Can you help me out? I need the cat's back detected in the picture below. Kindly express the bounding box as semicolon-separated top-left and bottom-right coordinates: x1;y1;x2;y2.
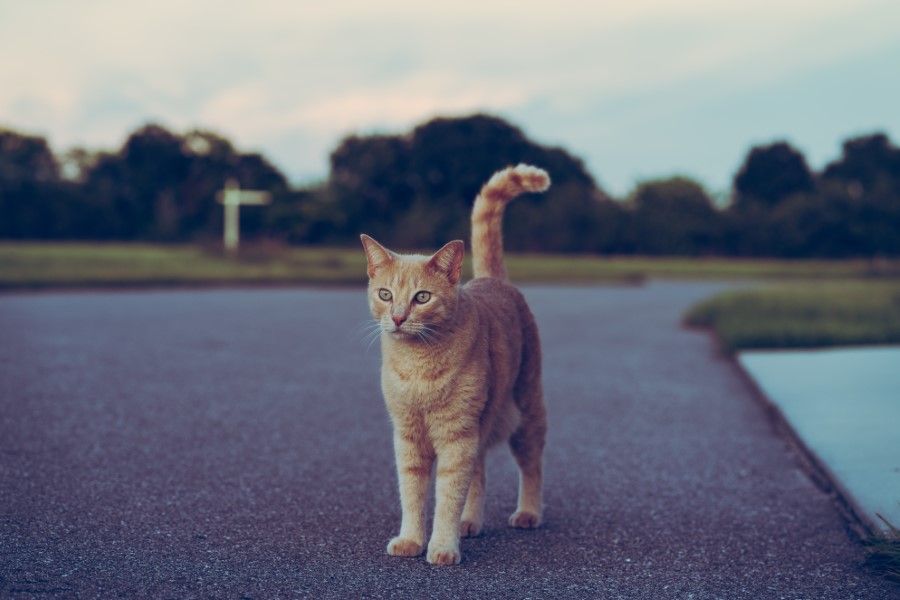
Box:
463;277;534;332
464;276;524;304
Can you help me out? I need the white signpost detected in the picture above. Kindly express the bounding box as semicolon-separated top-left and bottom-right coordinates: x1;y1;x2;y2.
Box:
216;178;271;253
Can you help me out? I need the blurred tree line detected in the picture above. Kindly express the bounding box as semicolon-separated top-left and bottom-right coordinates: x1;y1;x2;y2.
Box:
0;125;287;241
2;115;898;256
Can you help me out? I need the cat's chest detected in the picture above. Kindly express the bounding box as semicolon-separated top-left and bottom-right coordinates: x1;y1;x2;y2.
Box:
380;336;487;407
382;360;455;403
389;352;452;382
381;346;481;407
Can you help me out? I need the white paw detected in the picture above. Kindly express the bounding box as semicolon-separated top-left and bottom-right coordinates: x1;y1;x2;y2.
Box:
460;520;483;538
509;510;541;529
386;536;423;557
426;542;461;565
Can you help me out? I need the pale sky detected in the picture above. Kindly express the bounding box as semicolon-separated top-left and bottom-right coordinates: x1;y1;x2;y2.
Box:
2;0;899;195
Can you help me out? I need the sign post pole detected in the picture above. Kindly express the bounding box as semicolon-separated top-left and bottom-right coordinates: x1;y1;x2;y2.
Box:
216;179;272;254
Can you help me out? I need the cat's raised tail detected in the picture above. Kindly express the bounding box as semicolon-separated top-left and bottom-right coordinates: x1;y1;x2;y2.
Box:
471;164;551;280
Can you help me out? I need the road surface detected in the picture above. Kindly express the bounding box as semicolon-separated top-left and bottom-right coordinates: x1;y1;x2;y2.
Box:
0;283;894;598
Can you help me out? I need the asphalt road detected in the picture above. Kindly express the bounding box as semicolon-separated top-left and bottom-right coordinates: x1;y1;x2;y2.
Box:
0;283;895;599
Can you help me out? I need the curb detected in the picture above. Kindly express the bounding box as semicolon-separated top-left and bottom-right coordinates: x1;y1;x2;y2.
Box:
725;347;881;541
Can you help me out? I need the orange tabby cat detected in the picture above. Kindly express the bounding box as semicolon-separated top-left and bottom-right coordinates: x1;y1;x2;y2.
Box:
360;164;550;566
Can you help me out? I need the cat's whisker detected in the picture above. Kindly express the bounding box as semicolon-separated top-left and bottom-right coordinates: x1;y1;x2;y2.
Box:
353;320;385;341
361;325;384;337
414;328;434;348
362;324;383;337
365;329;385;352
357;328;383;342
416;324;441;344
416;324;436;338
361;325;386;349
353;319;382;332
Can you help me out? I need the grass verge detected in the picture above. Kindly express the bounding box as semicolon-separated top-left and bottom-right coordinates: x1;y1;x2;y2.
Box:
0;243;370;289
684;280;900;351
865;516;900;583
4;242;900;290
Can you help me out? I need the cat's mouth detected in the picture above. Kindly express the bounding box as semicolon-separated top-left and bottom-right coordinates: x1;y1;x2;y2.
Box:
385;323;418;339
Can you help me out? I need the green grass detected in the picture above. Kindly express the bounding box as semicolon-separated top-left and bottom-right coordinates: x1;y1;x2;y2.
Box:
506;254;900;281
0;243;371;289
685;280;900;351
3;242;900;290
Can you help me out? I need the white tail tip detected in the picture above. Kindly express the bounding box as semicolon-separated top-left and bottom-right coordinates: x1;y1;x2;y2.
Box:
511;163;551;193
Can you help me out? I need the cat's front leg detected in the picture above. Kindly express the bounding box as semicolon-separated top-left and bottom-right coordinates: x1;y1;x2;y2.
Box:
427;433;478;565
386;433;433;557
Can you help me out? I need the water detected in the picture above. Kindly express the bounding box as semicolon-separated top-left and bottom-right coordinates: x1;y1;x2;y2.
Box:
740;346;900;533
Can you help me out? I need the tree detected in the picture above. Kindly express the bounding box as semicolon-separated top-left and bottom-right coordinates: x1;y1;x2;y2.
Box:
768;133;900;257
771;180;900;257
80;124;288;240
327;134;415;244
733;141;813;210
626;177;721;255
0;128;65;238
5;118;897;257
327;114;613;252
822;133;900;191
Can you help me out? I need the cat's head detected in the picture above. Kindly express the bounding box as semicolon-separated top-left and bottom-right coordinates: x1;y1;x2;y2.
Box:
360;234;464;340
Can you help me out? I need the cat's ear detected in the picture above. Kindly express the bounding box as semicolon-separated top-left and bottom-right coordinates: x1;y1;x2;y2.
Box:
427;240;465;285
360;234;395;278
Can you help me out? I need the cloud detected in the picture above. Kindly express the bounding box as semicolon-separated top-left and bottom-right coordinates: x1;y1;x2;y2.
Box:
1;0;899;190
199;73;528;138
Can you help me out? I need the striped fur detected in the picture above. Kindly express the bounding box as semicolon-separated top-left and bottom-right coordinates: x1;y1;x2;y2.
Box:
471;164;551;279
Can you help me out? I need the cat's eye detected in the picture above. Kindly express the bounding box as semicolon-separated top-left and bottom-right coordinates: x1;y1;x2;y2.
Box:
378;288;392;301
414;291;431;304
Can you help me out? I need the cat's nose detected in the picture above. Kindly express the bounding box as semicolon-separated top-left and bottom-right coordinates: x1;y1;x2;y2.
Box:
392;315;406;327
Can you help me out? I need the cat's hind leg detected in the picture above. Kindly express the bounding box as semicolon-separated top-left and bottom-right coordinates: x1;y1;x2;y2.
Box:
460;454;486;537
509;327;546;529
508;413;545;528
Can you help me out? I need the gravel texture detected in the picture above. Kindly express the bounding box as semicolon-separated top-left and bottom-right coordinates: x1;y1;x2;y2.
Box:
0;282;896;599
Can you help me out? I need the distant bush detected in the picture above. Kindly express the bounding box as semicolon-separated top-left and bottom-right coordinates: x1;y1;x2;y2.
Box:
326;114;612;252
1;117;899;257
624;177;722;255
725;134;900;257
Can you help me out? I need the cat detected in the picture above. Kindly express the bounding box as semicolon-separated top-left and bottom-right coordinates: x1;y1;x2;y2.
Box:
360;164;550;566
